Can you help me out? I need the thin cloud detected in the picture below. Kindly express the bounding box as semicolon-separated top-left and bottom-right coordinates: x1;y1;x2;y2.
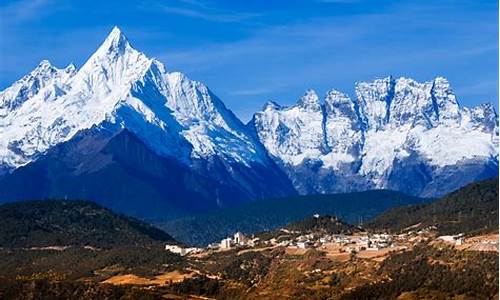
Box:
230;87;280;96
0;0;53;23
161;6;260;22
141;0;262;23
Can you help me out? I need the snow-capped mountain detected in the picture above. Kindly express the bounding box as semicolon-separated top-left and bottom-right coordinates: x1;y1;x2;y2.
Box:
0;60;76;117
0;27;497;218
0;27;273;169
0;27;295;216
250;76;498;196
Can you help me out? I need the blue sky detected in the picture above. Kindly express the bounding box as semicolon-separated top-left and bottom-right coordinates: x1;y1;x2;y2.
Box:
0;0;498;121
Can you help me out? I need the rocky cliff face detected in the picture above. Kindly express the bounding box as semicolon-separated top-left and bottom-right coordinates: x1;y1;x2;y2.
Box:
250;76;498;196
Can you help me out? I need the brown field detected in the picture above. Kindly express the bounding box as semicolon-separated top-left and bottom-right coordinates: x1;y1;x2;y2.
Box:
459;233;499;252
103;270;195;286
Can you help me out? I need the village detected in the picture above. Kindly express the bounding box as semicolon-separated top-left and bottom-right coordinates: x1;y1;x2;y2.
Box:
164;215;496;259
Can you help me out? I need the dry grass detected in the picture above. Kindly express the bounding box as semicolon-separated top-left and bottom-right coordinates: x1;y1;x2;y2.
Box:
103;270;195;286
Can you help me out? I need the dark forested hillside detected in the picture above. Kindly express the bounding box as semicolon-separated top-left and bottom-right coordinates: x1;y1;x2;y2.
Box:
159;190;428;246
285;215;362;235
368;178;499;235
0;200;175;248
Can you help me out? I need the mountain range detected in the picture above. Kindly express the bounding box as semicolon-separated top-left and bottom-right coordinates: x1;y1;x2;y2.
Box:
0;27;497;218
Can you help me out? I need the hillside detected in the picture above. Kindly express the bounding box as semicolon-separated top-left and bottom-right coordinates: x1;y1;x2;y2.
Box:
285;215;362;235
368;178;499;235
158;190;428;246
0;200;175;248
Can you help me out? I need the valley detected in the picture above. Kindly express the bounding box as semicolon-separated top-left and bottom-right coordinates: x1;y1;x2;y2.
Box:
0;179;497;299
0;21;497;300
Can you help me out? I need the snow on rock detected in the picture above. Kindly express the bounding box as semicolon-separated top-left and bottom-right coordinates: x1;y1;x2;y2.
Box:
0;60;76;116
355;76;394;130
0;26;497;198
251;76;498;194
323;89;363;168
0;27;269;170
251;90;326;165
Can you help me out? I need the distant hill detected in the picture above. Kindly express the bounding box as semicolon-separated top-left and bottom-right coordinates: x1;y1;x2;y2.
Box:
368;178;499;235
0;200;175;248
285;215;362;235
158;190;428;246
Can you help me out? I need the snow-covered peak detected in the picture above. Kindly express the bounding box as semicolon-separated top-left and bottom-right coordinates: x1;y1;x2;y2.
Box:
462;102;498;132
262;100;282;111
324;89;360;126
324;89;356;115
389;76;436;127
355;76;394;130
37;59;52;69
65;63;77;74
354;76;464;129
70;27;152;99
431;76;461;124
0;60;76;114
251;89;326;165
97;26;130;56
252;75;498;186
297;89;321;112
0;26;273;170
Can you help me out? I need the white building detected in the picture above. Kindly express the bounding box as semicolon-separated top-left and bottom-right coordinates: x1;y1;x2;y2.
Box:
297;241;311;249
438;234;464;246
165;244;202;256
221;238;232;249
208;243;220;249
165;244;187;256
234;232;248;245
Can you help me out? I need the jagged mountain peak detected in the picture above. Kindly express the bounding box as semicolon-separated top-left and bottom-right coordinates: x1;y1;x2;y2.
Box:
0;27;299;208
73;27;151;91
36;59;53;69
0;60;77;114
262;100;282;111
356;75;394;90
98;26;131;55
0;26;277;172
325;89;352;105
297;89;321;111
250;75;498;196
64;63;77;73
432;76;451;86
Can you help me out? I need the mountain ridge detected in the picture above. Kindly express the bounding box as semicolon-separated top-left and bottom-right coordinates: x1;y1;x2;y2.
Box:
249;75;498;196
0;26;497;217
0;26;296;213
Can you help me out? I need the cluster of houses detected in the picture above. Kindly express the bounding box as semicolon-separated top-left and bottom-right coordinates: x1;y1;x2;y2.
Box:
165;231;254;255
263;231;395;252
165;217;477;257
166;230;400;256
164;244;203;256
214;231;255;249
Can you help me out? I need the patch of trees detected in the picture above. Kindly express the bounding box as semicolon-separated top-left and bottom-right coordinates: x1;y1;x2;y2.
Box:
168;275;222;297
0;279;165;300
0;200;175;248
286;215;362;234
159;190;426;246
340;244;499;300
0;245;185;281
368;178;499;235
